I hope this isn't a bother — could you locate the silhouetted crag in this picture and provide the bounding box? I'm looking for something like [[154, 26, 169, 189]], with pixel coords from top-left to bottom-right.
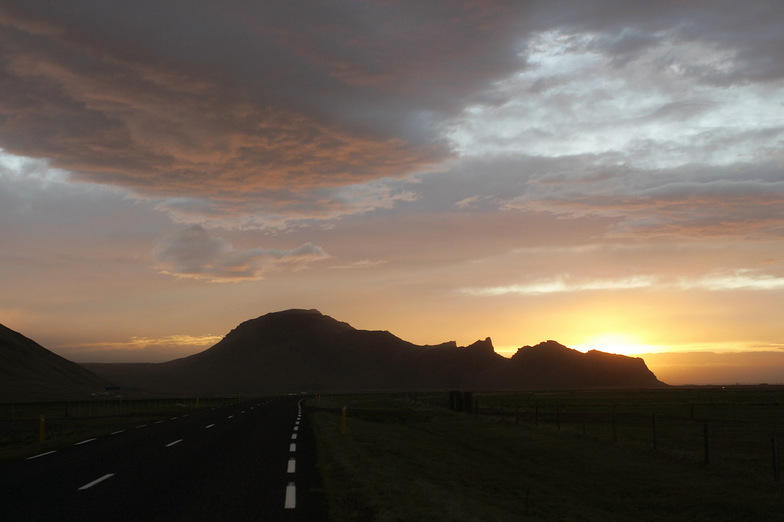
[[0, 323, 109, 401], [84, 309, 667, 395]]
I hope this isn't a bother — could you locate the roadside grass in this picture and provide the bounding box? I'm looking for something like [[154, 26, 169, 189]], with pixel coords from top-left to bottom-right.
[[309, 392, 784, 521], [0, 397, 236, 461]]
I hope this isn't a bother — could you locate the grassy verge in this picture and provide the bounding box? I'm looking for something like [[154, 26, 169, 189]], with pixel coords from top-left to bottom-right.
[[309, 394, 784, 521]]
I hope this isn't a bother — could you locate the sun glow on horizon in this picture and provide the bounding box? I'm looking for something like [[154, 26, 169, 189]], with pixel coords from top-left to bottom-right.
[[572, 333, 660, 357]]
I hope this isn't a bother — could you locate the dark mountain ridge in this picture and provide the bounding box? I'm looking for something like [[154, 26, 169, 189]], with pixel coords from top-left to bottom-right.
[[84, 309, 666, 395], [0, 323, 109, 401]]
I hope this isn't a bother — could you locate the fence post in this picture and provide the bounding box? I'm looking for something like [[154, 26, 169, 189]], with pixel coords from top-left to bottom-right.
[[773, 430, 780, 481]]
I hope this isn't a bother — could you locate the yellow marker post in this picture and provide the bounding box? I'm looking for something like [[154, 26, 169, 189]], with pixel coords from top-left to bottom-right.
[[39, 415, 45, 443], [341, 406, 347, 435]]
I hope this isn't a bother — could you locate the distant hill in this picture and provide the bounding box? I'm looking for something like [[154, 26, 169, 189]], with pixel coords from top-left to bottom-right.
[[84, 309, 666, 395], [0, 323, 109, 401]]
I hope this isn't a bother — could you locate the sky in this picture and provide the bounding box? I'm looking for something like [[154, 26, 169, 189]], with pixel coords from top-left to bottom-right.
[[1, 1, 783, 385]]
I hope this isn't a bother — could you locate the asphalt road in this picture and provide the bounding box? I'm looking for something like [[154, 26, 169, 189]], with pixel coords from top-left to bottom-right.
[[0, 396, 326, 521]]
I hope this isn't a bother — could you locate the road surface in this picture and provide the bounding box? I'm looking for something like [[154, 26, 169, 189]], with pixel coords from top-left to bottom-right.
[[0, 396, 325, 521]]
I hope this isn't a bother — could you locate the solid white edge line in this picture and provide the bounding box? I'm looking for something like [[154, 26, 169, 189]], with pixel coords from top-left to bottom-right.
[[284, 482, 296, 509], [26, 450, 57, 460], [166, 439, 183, 447], [78, 473, 115, 491], [74, 438, 97, 446]]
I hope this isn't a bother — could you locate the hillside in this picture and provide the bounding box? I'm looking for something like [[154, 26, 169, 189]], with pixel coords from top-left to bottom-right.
[[84, 309, 666, 395], [0, 323, 109, 401]]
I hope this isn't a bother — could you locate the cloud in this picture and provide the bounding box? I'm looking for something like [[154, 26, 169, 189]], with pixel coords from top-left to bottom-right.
[[0, 1, 528, 201], [153, 225, 329, 282], [459, 275, 657, 296], [459, 269, 784, 297], [678, 270, 784, 292], [55, 334, 224, 363]]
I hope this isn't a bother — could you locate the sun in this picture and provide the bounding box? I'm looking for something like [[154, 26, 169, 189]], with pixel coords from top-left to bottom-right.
[[575, 333, 656, 357]]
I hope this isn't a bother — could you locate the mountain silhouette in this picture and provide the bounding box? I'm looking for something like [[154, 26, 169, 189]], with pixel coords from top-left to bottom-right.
[[84, 309, 666, 395], [0, 323, 109, 401]]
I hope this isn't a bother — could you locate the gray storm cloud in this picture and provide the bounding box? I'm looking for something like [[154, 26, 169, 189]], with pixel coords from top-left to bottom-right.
[[1, 0, 782, 231], [0, 1, 526, 199]]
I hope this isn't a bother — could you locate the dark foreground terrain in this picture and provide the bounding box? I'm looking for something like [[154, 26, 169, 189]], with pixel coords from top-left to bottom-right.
[[309, 387, 784, 521]]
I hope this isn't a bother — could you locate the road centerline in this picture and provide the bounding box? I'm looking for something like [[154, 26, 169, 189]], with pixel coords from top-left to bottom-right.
[[284, 482, 296, 509]]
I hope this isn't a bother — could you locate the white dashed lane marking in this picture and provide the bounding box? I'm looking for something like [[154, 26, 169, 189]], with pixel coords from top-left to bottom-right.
[[78, 473, 115, 491], [285, 482, 296, 509], [165, 439, 183, 448], [26, 451, 56, 460]]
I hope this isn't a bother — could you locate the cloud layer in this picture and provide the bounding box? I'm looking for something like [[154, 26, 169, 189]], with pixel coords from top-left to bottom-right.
[[153, 225, 329, 282]]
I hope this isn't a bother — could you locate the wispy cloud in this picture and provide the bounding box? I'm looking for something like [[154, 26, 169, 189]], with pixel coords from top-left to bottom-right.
[[459, 275, 656, 296], [55, 334, 224, 363], [62, 334, 224, 352], [153, 225, 329, 282], [679, 270, 784, 292], [460, 270, 784, 297]]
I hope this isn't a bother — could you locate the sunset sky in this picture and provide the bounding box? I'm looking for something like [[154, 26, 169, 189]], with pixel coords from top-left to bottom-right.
[[1, 1, 783, 385]]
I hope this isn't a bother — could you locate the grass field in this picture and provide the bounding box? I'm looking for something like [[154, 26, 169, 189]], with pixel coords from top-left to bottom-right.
[[308, 388, 784, 521]]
